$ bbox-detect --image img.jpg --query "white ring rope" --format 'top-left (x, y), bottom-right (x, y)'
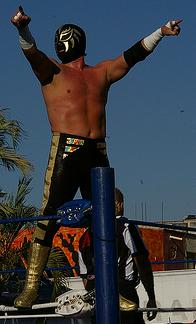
top-left (0, 304), bottom-right (196, 319)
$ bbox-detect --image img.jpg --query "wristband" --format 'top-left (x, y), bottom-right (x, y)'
top-left (123, 40), bottom-right (150, 67)
top-left (19, 26), bottom-right (35, 50)
top-left (143, 28), bottom-right (163, 51)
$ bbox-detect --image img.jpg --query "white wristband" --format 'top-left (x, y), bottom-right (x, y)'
top-left (19, 26), bottom-right (35, 50)
top-left (143, 27), bottom-right (163, 51)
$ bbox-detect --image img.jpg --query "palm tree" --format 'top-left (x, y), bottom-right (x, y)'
top-left (0, 177), bottom-right (69, 303)
top-left (0, 176), bottom-right (37, 235)
top-left (0, 108), bottom-right (35, 294)
top-left (0, 108), bottom-right (33, 174)
top-left (0, 109), bottom-right (69, 308)
top-left (0, 176), bottom-right (38, 295)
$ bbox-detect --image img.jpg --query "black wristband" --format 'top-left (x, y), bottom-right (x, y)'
top-left (123, 40), bottom-right (151, 67)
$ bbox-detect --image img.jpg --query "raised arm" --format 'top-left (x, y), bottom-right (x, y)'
top-left (107, 19), bottom-right (183, 84)
top-left (11, 6), bottom-right (60, 86)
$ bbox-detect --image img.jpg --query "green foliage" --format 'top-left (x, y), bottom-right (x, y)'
top-left (0, 176), bottom-right (37, 235)
top-left (0, 176), bottom-right (38, 293)
top-left (0, 108), bottom-right (33, 174)
top-left (47, 247), bottom-right (69, 299)
top-left (0, 108), bottom-right (70, 302)
top-left (0, 108), bottom-right (36, 295)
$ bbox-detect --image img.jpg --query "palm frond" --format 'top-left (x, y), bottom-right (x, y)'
top-left (0, 147), bottom-right (33, 174)
top-left (47, 247), bottom-right (69, 297)
top-left (0, 108), bottom-right (33, 174)
top-left (0, 174), bottom-right (38, 293)
top-left (0, 176), bottom-right (38, 245)
top-left (0, 108), bottom-right (24, 148)
top-left (14, 177), bottom-right (33, 206)
top-left (0, 189), bottom-right (6, 198)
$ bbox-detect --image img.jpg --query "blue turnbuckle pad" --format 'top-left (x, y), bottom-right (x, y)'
top-left (57, 199), bottom-right (92, 226)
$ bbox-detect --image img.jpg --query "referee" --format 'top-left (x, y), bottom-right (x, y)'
top-left (79, 188), bottom-right (157, 323)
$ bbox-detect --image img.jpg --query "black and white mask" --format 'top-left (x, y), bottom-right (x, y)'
top-left (55, 24), bottom-right (86, 63)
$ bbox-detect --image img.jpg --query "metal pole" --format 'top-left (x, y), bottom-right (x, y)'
top-left (91, 167), bottom-right (120, 324)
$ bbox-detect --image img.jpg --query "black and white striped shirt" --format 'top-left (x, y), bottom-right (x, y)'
top-left (79, 216), bottom-right (148, 286)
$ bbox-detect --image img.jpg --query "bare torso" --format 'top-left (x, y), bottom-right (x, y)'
top-left (23, 46), bottom-right (130, 138)
top-left (42, 59), bottom-right (110, 139)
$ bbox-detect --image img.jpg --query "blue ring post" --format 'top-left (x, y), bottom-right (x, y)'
top-left (91, 167), bottom-right (120, 324)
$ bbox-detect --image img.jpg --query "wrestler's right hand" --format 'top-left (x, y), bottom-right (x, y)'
top-left (11, 6), bottom-right (31, 29)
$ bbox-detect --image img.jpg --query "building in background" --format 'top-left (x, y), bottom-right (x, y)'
top-left (140, 215), bottom-right (196, 271)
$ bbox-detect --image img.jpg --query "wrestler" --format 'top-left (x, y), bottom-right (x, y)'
top-left (11, 5), bottom-right (182, 308)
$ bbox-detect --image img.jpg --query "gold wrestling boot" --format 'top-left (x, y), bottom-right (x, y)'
top-left (14, 242), bottom-right (50, 308)
top-left (119, 294), bottom-right (138, 311)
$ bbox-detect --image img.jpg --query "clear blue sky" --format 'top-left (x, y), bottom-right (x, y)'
top-left (0, 1), bottom-right (196, 222)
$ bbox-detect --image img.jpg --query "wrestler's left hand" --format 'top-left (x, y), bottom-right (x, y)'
top-left (161, 19), bottom-right (183, 36)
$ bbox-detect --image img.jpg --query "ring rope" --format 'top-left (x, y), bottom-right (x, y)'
top-left (0, 200), bottom-right (195, 319)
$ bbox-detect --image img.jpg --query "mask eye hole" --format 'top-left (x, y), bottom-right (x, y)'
top-left (60, 35), bottom-right (69, 41)
top-left (56, 42), bottom-right (64, 53)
